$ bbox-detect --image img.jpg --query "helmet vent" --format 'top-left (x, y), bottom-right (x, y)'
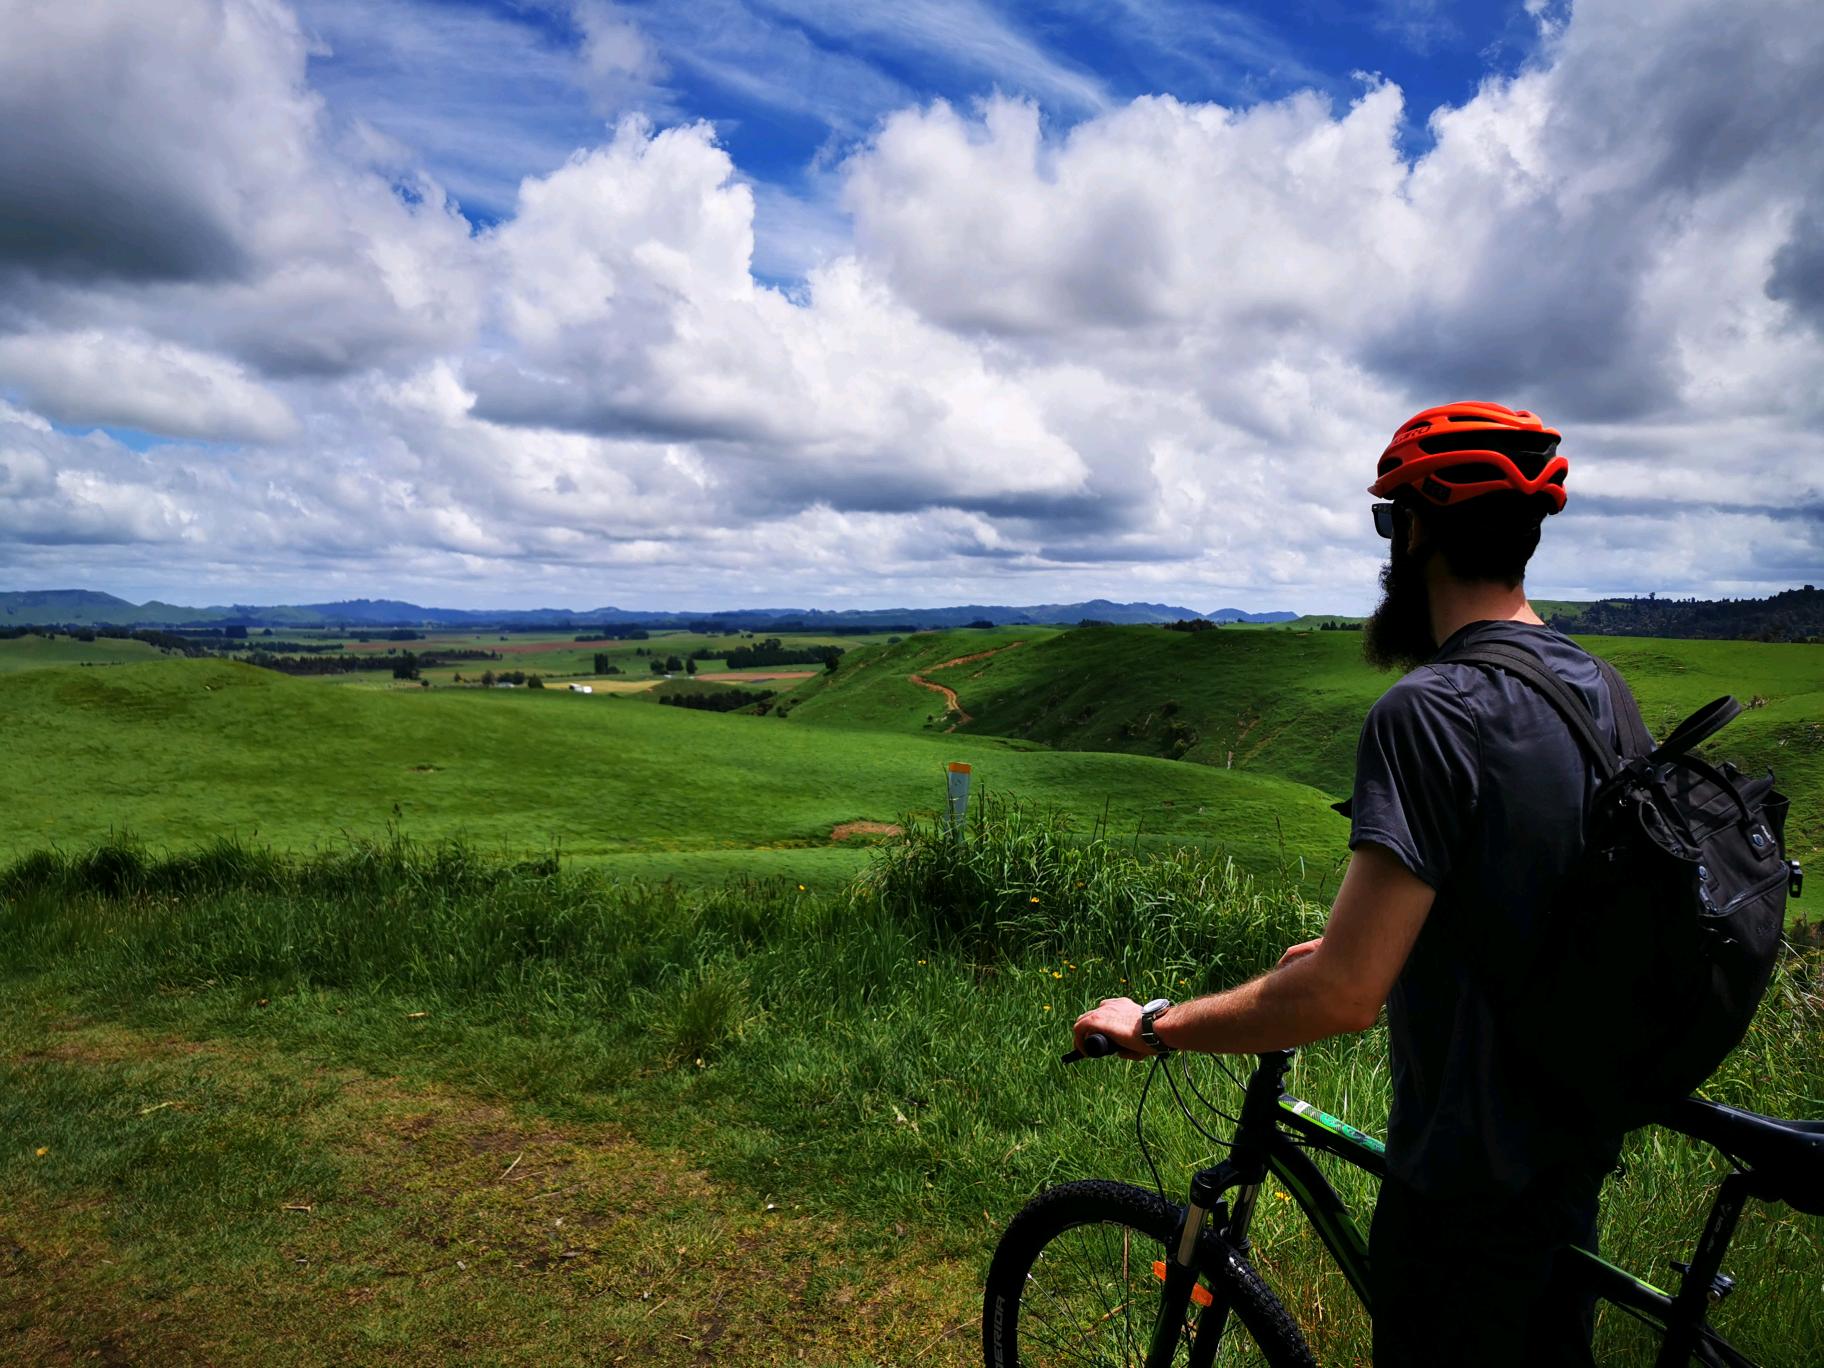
top-left (1435, 462), bottom-right (1505, 484)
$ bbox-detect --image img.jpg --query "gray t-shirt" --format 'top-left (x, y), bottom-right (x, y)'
top-left (1347, 619), bottom-right (1627, 1197)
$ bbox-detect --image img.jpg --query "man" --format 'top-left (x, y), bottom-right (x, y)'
top-left (1073, 402), bottom-right (1624, 1367)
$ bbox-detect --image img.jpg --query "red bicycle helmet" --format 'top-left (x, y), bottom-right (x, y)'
top-left (1371, 401), bottom-right (1568, 512)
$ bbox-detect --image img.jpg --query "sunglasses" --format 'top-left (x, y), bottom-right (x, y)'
top-left (1372, 501), bottom-right (1397, 540)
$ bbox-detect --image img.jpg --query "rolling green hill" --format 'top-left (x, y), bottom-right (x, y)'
top-left (0, 658), bottom-right (1347, 888)
top-left (0, 632), bottom-right (168, 673)
top-left (788, 625), bottom-right (1823, 868)
top-left (787, 626), bottom-right (1382, 792)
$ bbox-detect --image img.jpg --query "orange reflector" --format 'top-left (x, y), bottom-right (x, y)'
top-left (1150, 1261), bottom-right (1215, 1307)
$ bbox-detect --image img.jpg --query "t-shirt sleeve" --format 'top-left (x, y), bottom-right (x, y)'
top-left (1348, 667), bottom-right (1479, 889)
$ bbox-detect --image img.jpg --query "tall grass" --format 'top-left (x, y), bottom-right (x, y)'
top-left (2, 813), bottom-right (1820, 1365)
top-left (860, 794), bottom-right (1320, 980)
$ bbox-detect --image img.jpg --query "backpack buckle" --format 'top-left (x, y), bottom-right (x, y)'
top-left (1792, 861), bottom-right (1805, 899)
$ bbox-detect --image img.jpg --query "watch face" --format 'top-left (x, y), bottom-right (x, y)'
top-left (1142, 998), bottom-right (1171, 1014)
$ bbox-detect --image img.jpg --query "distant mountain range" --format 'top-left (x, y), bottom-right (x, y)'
top-left (0, 589), bottom-right (1300, 630)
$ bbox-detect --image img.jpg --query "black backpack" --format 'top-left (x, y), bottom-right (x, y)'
top-left (1433, 636), bottom-right (1799, 1134)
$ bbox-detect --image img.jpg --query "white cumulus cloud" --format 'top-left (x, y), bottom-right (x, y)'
top-left (0, 0), bottom-right (1817, 610)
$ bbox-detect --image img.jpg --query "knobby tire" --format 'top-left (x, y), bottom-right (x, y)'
top-left (983, 1179), bottom-right (1316, 1368)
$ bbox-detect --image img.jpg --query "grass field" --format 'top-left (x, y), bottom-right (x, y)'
top-left (0, 657), bottom-right (1347, 889)
top-left (2, 820), bottom-right (1817, 1365)
top-left (0, 633), bottom-right (166, 673)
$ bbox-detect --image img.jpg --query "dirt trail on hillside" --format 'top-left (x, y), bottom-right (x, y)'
top-left (908, 673), bottom-right (969, 724)
top-left (907, 641), bottom-right (1023, 728)
top-left (925, 642), bottom-right (1023, 673)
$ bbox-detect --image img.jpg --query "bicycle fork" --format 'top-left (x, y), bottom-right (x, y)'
top-left (1146, 1165), bottom-right (1258, 1368)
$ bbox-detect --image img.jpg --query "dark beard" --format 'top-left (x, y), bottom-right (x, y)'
top-left (1362, 537), bottom-right (1436, 673)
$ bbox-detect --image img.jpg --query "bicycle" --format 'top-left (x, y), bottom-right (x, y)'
top-left (982, 1038), bottom-right (1824, 1366)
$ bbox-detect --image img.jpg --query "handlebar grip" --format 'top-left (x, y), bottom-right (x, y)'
top-left (1062, 1032), bottom-right (1115, 1064)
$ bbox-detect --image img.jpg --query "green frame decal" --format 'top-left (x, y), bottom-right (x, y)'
top-left (1567, 1247), bottom-right (1671, 1302)
top-left (1279, 1096), bottom-right (1387, 1156)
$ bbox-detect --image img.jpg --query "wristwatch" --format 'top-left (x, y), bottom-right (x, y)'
top-left (1139, 998), bottom-right (1174, 1056)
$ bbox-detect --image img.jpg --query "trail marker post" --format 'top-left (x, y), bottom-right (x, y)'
top-left (945, 762), bottom-right (972, 844)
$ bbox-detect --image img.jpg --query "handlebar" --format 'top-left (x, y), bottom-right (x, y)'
top-left (1062, 1032), bottom-right (1115, 1064)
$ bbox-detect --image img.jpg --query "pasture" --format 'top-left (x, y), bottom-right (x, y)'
top-left (785, 626), bottom-right (1824, 868)
top-left (0, 632), bottom-right (165, 673)
top-left (1, 622), bottom-right (1818, 1364)
top-left (0, 656), bottom-right (1346, 889)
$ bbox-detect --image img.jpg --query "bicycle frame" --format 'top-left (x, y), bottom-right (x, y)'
top-left (1154, 1050), bottom-right (1760, 1368)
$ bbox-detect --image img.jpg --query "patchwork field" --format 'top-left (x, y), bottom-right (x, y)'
top-left (263, 628), bottom-right (868, 687)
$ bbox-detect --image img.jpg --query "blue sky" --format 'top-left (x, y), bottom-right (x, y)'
top-left (301, 0), bottom-right (1559, 259)
top-left (0, 0), bottom-right (1817, 611)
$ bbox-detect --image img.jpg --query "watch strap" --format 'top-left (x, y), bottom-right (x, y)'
top-left (1139, 1000), bottom-right (1173, 1055)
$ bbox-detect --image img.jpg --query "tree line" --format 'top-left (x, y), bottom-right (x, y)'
top-left (658, 688), bottom-right (775, 713)
top-left (692, 638), bottom-right (843, 669)
top-left (1547, 587), bottom-right (1823, 643)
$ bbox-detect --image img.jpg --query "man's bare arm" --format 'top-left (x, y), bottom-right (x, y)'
top-left (1071, 843), bottom-right (1436, 1058)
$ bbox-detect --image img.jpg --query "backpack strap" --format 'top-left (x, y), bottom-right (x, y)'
top-left (1432, 639), bottom-right (1622, 780)
top-left (1650, 696), bottom-right (1741, 762)
top-left (1589, 655), bottom-right (1656, 759)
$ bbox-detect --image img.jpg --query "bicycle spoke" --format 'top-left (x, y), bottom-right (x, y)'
top-left (1014, 1218), bottom-right (1236, 1367)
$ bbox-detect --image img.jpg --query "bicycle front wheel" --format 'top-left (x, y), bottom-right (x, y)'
top-left (983, 1179), bottom-right (1315, 1368)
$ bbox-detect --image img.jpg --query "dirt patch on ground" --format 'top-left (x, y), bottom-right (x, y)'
top-left (13, 1023), bottom-right (220, 1068)
top-left (829, 821), bottom-right (903, 843)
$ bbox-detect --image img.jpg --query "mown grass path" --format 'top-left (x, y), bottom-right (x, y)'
top-left (2, 1008), bottom-right (979, 1366)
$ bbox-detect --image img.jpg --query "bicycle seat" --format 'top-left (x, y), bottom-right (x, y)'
top-left (1659, 1096), bottom-right (1824, 1216)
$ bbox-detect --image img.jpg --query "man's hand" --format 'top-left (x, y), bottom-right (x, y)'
top-left (1072, 997), bottom-right (1153, 1061)
top-left (1276, 938), bottom-right (1323, 969)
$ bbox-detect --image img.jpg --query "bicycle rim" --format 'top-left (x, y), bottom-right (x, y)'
top-left (1007, 1216), bottom-right (1284, 1366)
